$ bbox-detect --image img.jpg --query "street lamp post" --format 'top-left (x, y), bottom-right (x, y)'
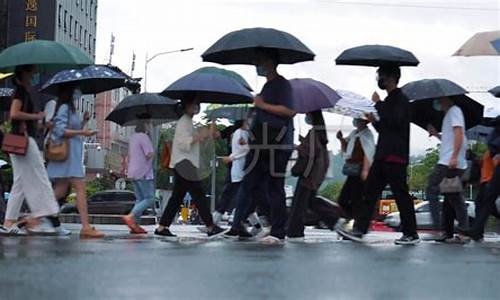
top-left (144, 47), bottom-right (194, 92)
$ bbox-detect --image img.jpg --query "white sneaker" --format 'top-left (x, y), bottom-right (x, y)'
top-left (260, 235), bottom-right (284, 245)
top-left (28, 218), bottom-right (57, 236)
top-left (55, 226), bottom-right (72, 236)
top-left (212, 211), bottom-right (223, 225)
top-left (0, 225), bottom-right (28, 236)
top-left (247, 212), bottom-right (261, 227)
top-left (250, 226), bottom-right (262, 236)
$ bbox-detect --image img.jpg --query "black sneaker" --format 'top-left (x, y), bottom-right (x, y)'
top-left (238, 228), bottom-right (254, 240)
top-left (394, 234), bottom-right (420, 245)
top-left (224, 228), bottom-right (240, 239)
top-left (336, 226), bottom-right (364, 243)
top-left (154, 228), bottom-right (177, 240)
top-left (435, 233), bottom-right (453, 242)
top-left (207, 225), bottom-right (226, 238)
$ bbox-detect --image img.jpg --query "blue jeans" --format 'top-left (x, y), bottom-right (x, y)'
top-left (131, 179), bottom-right (155, 223)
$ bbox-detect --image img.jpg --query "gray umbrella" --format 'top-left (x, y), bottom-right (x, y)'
top-left (205, 106), bottom-right (253, 121)
top-left (335, 45), bottom-right (419, 67)
top-left (106, 93), bottom-right (180, 126)
top-left (402, 79), bottom-right (484, 130)
top-left (488, 86), bottom-right (500, 98)
top-left (467, 125), bottom-right (493, 143)
top-left (202, 27), bottom-right (315, 65)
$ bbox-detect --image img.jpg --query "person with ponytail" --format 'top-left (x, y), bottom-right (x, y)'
top-left (0, 65), bottom-right (60, 235)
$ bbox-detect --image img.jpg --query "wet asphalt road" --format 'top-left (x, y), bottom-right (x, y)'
top-left (1, 225), bottom-right (500, 300)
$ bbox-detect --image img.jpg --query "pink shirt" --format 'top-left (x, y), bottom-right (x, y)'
top-left (127, 133), bottom-right (154, 180)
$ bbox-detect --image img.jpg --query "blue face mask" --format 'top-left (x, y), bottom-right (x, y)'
top-left (432, 100), bottom-right (442, 111)
top-left (305, 115), bottom-right (313, 125)
top-left (256, 65), bottom-right (268, 77)
top-left (30, 73), bottom-right (40, 86)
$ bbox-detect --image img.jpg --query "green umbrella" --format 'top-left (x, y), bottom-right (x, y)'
top-left (0, 40), bottom-right (93, 73)
top-left (194, 67), bottom-right (253, 91)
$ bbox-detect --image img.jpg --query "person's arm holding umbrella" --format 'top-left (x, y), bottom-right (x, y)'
top-left (253, 95), bottom-right (296, 118)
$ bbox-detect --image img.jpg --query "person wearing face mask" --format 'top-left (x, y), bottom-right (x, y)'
top-left (426, 96), bottom-right (469, 243)
top-left (336, 118), bottom-right (375, 221)
top-left (0, 65), bottom-right (60, 236)
top-left (337, 65), bottom-right (419, 245)
top-left (224, 50), bottom-right (296, 245)
top-left (45, 83), bottom-right (103, 238)
top-left (155, 97), bottom-right (225, 239)
top-left (287, 111), bottom-right (337, 239)
top-left (122, 120), bottom-right (156, 234)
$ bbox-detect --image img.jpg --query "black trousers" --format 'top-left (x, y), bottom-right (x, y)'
top-left (354, 160), bottom-right (417, 236)
top-left (159, 169), bottom-right (214, 227)
top-left (216, 181), bottom-right (240, 214)
top-left (232, 149), bottom-right (291, 239)
top-left (337, 175), bottom-right (364, 220)
top-left (471, 165), bottom-right (500, 237)
top-left (287, 181), bottom-right (339, 237)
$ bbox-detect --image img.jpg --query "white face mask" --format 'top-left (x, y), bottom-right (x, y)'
top-left (73, 88), bottom-right (82, 100)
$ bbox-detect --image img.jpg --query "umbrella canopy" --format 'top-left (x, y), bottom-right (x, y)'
top-left (325, 89), bottom-right (377, 119)
top-left (106, 93), bottom-right (180, 126)
top-left (202, 27), bottom-right (315, 65)
top-left (160, 71), bottom-right (253, 104)
top-left (194, 67), bottom-right (252, 91)
top-left (488, 86), bottom-right (500, 98)
top-left (40, 65), bottom-right (127, 95)
top-left (454, 30), bottom-right (500, 56)
top-left (467, 125), bottom-right (493, 144)
top-left (0, 40), bottom-right (92, 73)
top-left (289, 78), bottom-right (340, 113)
top-left (335, 45), bottom-right (419, 67)
top-left (0, 88), bottom-right (14, 111)
top-left (205, 106), bottom-right (253, 121)
top-left (402, 79), bottom-right (484, 130)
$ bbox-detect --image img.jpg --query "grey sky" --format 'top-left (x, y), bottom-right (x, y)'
top-left (95, 0), bottom-right (500, 154)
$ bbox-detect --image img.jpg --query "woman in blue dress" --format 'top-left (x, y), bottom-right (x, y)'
top-left (47, 84), bottom-right (104, 238)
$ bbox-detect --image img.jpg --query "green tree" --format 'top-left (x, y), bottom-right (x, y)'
top-left (319, 181), bottom-right (343, 201)
top-left (408, 147), bottom-right (439, 193)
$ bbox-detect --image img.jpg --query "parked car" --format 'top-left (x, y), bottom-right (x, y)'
top-left (60, 190), bottom-right (156, 215)
top-left (384, 200), bottom-right (476, 230)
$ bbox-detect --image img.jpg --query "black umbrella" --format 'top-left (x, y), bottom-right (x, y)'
top-left (205, 106), bottom-right (253, 121)
top-left (40, 65), bottom-right (127, 95)
top-left (488, 86), bottom-right (500, 98)
top-left (335, 45), bottom-right (419, 67)
top-left (161, 70), bottom-right (253, 104)
top-left (106, 93), bottom-right (180, 126)
top-left (402, 79), bottom-right (484, 131)
top-left (202, 27), bottom-right (315, 65)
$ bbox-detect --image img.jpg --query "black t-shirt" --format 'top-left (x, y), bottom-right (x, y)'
top-left (11, 87), bottom-right (36, 137)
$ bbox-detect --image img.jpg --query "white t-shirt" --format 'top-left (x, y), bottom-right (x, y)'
top-left (438, 105), bottom-right (468, 169)
top-left (229, 128), bottom-right (250, 183)
top-left (169, 114), bottom-right (200, 169)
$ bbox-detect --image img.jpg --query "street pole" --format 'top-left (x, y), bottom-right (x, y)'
top-left (143, 47), bottom-right (193, 92)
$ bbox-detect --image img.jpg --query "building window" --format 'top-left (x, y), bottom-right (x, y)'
top-left (84, 30), bottom-right (87, 50)
top-left (64, 10), bottom-right (67, 32)
top-left (58, 4), bottom-right (62, 27)
top-left (79, 26), bottom-right (83, 45)
top-left (90, 0), bottom-right (94, 19)
top-left (74, 20), bottom-right (78, 40)
top-left (88, 34), bottom-right (92, 52)
top-left (69, 16), bottom-right (73, 37)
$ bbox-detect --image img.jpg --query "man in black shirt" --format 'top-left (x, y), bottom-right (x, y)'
top-left (337, 66), bottom-right (419, 245)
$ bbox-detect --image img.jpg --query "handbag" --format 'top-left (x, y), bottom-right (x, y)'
top-left (2, 121), bottom-right (28, 156)
top-left (44, 106), bottom-right (70, 162)
top-left (342, 162), bottom-right (362, 177)
top-left (439, 176), bottom-right (463, 194)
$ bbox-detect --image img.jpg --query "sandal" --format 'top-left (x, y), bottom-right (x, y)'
top-left (80, 227), bottom-right (105, 239)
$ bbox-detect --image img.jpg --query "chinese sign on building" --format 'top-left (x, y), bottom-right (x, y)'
top-left (24, 0), bottom-right (38, 42)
